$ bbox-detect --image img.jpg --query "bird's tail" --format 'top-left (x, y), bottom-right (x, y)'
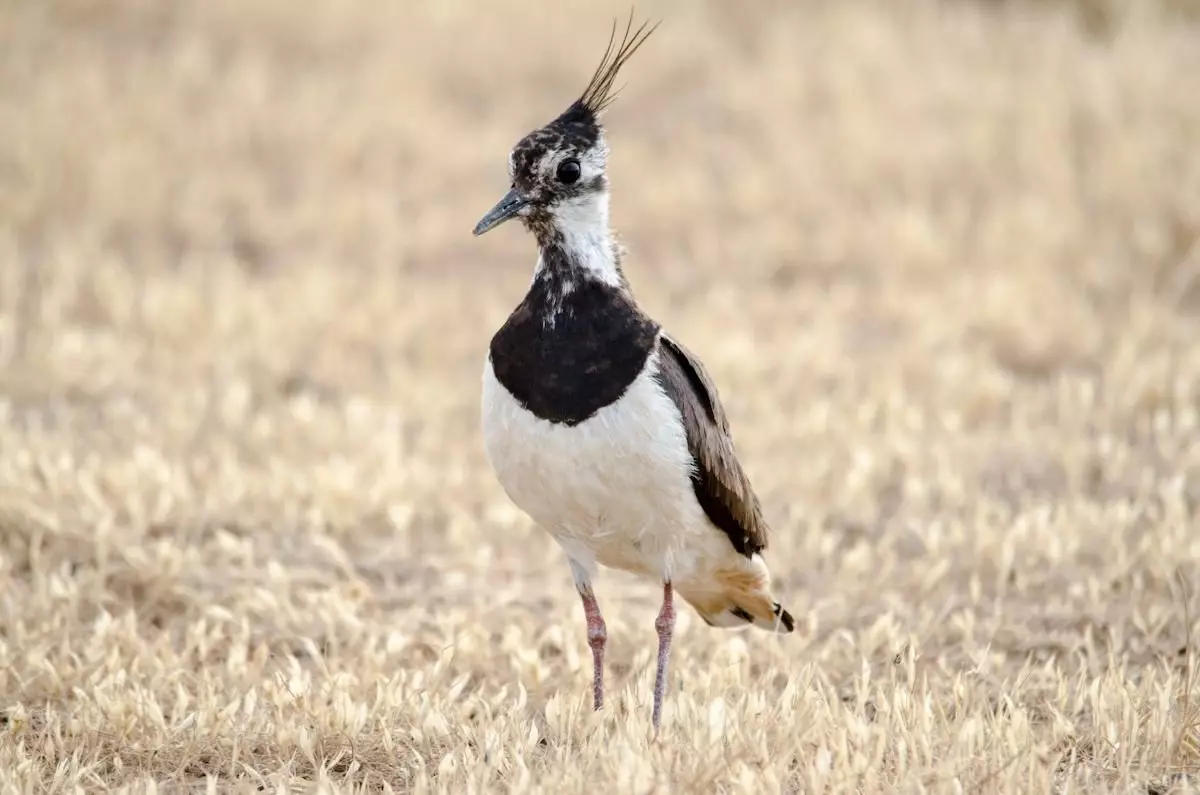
top-left (677, 555), bottom-right (795, 634)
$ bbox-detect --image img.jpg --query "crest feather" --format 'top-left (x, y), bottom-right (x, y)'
top-left (578, 12), bottom-right (660, 115)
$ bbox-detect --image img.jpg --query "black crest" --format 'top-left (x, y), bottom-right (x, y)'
top-left (513, 14), bottom-right (660, 170)
top-left (577, 13), bottom-right (660, 117)
top-left (554, 13), bottom-right (659, 134)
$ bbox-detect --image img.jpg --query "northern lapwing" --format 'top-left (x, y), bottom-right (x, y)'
top-left (472, 15), bottom-right (794, 732)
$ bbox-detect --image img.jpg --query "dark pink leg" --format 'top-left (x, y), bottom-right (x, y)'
top-left (652, 581), bottom-right (675, 732)
top-left (579, 587), bottom-right (607, 710)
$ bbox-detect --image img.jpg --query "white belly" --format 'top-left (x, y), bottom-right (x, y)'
top-left (481, 349), bottom-right (713, 580)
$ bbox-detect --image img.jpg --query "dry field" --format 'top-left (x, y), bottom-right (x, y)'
top-left (2, 0), bottom-right (1200, 791)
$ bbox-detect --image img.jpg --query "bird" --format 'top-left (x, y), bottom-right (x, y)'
top-left (471, 14), bottom-right (794, 732)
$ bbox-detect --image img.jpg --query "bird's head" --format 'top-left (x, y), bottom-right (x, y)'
top-left (472, 16), bottom-right (658, 243)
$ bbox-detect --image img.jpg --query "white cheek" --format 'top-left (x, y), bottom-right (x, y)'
top-left (552, 193), bottom-right (618, 287)
top-left (579, 149), bottom-right (606, 181)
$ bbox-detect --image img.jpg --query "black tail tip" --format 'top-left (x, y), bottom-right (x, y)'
top-left (774, 603), bottom-right (796, 633)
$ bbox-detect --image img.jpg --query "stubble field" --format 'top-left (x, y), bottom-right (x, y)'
top-left (2, 0), bottom-right (1200, 791)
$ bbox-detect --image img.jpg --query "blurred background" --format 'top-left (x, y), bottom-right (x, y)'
top-left (3, 0), bottom-right (1200, 646)
top-left (1, 0), bottom-right (1199, 785)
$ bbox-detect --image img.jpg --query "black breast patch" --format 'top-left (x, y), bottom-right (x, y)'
top-left (489, 274), bottom-right (660, 426)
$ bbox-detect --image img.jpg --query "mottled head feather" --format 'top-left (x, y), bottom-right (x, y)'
top-left (501, 14), bottom-right (658, 240)
top-left (477, 12), bottom-right (658, 272)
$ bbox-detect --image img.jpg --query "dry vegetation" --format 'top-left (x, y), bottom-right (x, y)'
top-left (2, 0), bottom-right (1200, 791)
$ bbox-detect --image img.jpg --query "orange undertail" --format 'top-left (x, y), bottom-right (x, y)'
top-left (677, 563), bottom-right (795, 634)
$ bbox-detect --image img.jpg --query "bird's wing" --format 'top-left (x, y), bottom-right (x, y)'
top-left (654, 333), bottom-right (769, 557)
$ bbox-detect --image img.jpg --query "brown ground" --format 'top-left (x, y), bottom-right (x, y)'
top-left (2, 0), bottom-right (1200, 791)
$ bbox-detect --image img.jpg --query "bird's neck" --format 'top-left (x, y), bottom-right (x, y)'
top-left (532, 191), bottom-right (625, 290)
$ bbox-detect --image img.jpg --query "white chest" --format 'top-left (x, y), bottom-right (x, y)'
top-left (480, 351), bottom-right (704, 578)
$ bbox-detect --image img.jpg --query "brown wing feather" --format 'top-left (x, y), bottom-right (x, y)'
top-left (654, 334), bottom-right (769, 558)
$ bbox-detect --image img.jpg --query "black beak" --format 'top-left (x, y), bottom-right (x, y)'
top-left (472, 187), bottom-right (527, 236)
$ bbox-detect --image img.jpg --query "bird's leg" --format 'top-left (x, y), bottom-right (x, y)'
top-left (578, 585), bottom-right (607, 711)
top-left (651, 580), bottom-right (675, 732)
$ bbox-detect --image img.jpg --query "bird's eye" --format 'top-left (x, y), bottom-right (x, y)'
top-left (556, 159), bottom-right (582, 184)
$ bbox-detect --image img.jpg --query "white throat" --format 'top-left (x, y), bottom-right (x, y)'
top-left (534, 190), bottom-right (621, 288)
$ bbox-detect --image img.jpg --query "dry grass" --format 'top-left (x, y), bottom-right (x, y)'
top-left (2, 0), bottom-right (1200, 791)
